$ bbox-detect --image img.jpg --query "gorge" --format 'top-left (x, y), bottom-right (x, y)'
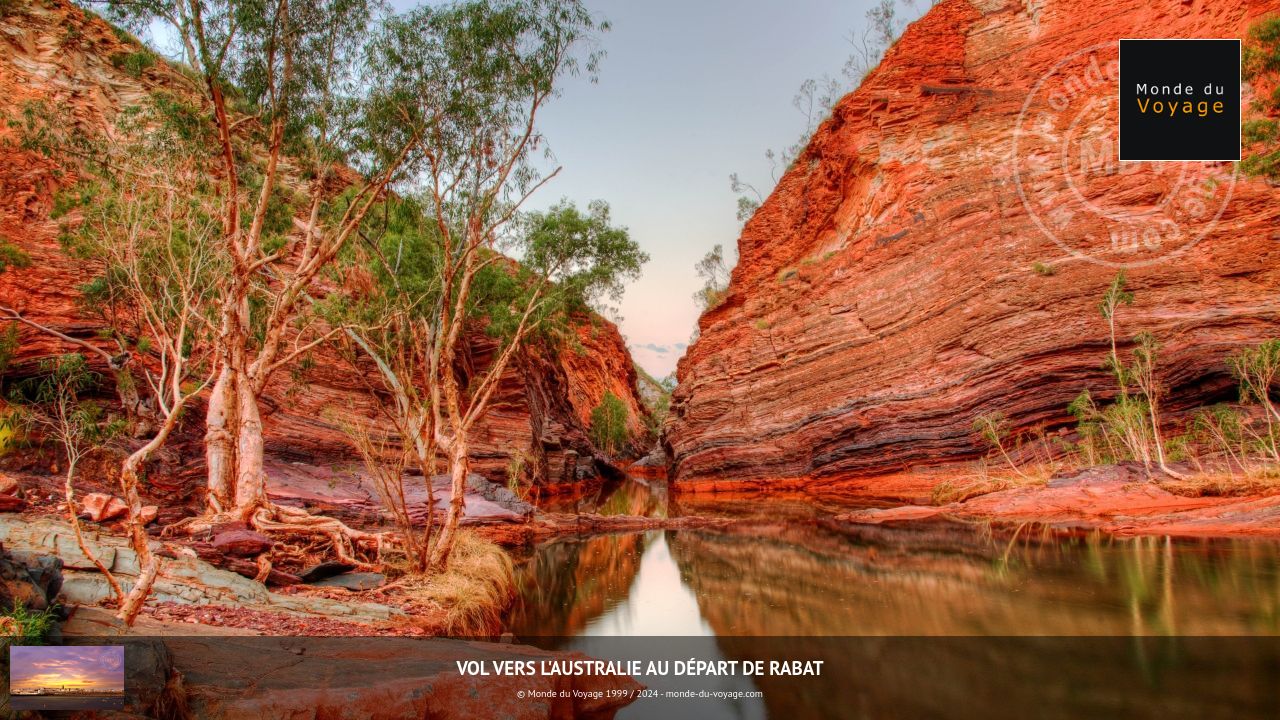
top-left (0, 0), bottom-right (1277, 716)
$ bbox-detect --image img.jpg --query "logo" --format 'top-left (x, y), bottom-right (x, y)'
top-left (1013, 43), bottom-right (1238, 268)
top-left (1119, 39), bottom-right (1241, 161)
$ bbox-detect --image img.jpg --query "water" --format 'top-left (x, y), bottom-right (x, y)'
top-left (9, 695), bottom-right (125, 711)
top-left (510, 478), bottom-right (1280, 637)
top-left (506, 478), bottom-right (1280, 718)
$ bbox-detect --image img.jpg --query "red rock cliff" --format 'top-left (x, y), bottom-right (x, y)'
top-left (0, 0), bottom-right (648, 489)
top-left (667, 0), bottom-right (1280, 487)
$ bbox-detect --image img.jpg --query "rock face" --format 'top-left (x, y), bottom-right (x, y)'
top-left (0, 1), bottom-right (648, 493)
top-left (668, 0), bottom-right (1280, 487)
top-left (0, 543), bottom-right (62, 613)
top-left (0, 516), bottom-right (402, 622)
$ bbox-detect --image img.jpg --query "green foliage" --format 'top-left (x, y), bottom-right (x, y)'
top-left (7, 354), bottom-right (126, 458)
top-left (1031, 261), bottom-right (1056, 277)
top-left (0, 323), bottom-right (17, 377)
top-left (1098, 271), bottom-right (1134, 322)
top-left (693, 243), bottom-right (731, 311)
top-left (1191, 404), bottom-right (1248, 461)
top-left (1243, 16), bottom-right (1280, 180)
top-left (1228, 339), bottom-right (1280, 405)
top-left (109, 49), bottom-right (156, 78)
top-left (519, 200), bottom-right (646, 322)
top-left (973, 411), bottom-right (1011, 448)
top-left (0, 238), bottom-right (30, 273)
top-left (0, 601), bottom-right (59, 647)
top-left (590, 391), bottom-right (629, 456)
top-left (10, 354), bottom-right (98, 406)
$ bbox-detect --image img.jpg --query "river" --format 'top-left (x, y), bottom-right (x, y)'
top-left (505, 476), bottom-right (1280, 719)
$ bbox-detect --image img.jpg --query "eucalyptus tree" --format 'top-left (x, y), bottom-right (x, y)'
top-left (97, 0), bottom-right (430, 541)
top-left (347, 197), bottom-right (644, 571)
top-left (64, 112), bottom-right (227, 623)
top-left (333, 0), bottom-right (635, 569)
top-left (11, 355), bottom-right (126, 604)
top-left (10, 94), bottom-right (228, 623)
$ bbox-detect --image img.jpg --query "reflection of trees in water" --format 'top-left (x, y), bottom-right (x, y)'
top-left (667, 526), bottom-right (1280, 719)
top-left (538, 476), bottom-right (667, 518)
top-left (666, 525), bottom-right (1280, 636)
top-left (507, 532), bottom-right (651, 638)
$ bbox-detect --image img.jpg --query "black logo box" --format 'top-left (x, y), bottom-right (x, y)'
top-left (1119, 38), bottom-right (1241, 162)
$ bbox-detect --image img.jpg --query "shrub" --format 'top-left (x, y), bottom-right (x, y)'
top-left (0, 601), bottom-right (59, 647)
top-left (109, 50), bottom-right (155, 79)
top-left (1031, 261), bottom-right (1056, 276)
top-left (973, 411), bottom-right (1027, 478)
top-left (590, 391), bottom-right (629, 455)
top-left (0, 239), bottom-right (31, 273)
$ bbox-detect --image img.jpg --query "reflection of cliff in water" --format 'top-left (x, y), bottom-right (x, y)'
top-left (666, 525), bottom-right (1280, 720)
top-left (538, 475), bottom-right (667, 517)
top-left (666, 523), bottom-right (1280, 636)
top-left (507, 532), bottom-right (649, 638)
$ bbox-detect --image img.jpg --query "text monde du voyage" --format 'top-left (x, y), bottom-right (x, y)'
top-left (455, 659), bottom-right (824, 677)
top-left (1133, 82), bottom-right (1230, 117)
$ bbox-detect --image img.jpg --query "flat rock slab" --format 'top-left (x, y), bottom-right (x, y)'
top-left (265, 459), bottom-right (533, 525)
top-left (310, 572), bottom-right (385, 591)
top-left (0, 516), bottom-right (403, 624)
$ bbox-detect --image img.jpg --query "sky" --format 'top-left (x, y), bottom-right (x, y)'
top-left (9, 646), bottom-right (125, 692)
top-left (143, 0), bottom-right (895, 379)
top-left (393, 0), bottom-right (891, 377)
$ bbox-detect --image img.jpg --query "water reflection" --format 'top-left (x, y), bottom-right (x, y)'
top-left (508, 479), bottom-right (1280, 718)
top-left (512, 480), bottom-right (1280, 637)
top-left (537, 475), bottom-right (668, 517)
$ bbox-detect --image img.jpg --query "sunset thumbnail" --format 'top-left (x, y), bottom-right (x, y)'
top-left (9, 646), bottom-right (124, 711)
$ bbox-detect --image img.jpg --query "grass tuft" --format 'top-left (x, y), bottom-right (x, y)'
top-left (389, 531), bottom-right (514, 636)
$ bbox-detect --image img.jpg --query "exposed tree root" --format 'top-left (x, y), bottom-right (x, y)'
top-left (166, 502), bottom-right (390, 571)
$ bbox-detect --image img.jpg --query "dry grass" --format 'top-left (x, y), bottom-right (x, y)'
top-left (931, 462), bottom-right (1057, 505)
top-left (1158, 465), bottom-right (1280, 498)
top-left (387, 531), bottom-right (515, 636)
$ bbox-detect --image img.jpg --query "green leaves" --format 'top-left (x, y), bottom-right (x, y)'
top-left (522, 199), bottom-right (646, 311)
top-left (1243, 16), bottom-right (1280, 180)
top-left (1098, 271), bottom-right (1133, 321)
top-left (590, 390), bottom-right (629, 455)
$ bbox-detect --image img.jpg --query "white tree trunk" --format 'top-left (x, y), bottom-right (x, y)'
top-left (430, 438), bottom-right (469, 571)
top-left (233, 376), bottom-right (267, 519)
top-left (204, 368), bottom-right (236, 512)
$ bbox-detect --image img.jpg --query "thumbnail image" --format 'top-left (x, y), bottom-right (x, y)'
top-left (8, 645), bottom-right (125, 711)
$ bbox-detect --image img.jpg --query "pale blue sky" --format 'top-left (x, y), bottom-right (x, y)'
top-left (145, 0), bottom-right (896, 377)
top-left (502, 0), bottom-right (890, 377)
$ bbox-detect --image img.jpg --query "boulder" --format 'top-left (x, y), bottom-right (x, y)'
top-left (135, 505), bottom-right (159, 525)
top-left (81, 492), bottom-right (129, 522)
top-left (210, 529), bottom-right (273, 557)
top-left (0, 474), bottom-right (19, 495)
top-left (0, 494), bottom-right (25, 512)
top-left (464, 473), bottom-right (535, 518)
top-left (0, 544), bottom-right (62, 612)
top-left (299, 561), bottom-right (356, 583)
top-left (310, 572), bottom-right (386, 591)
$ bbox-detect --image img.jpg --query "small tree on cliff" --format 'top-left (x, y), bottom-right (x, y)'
top-left (344, 195), bottom-right (644, 571)
top-left (12, 101), bottom-right (225, 623)
top-left (590, 391), bottom-right (630, 456)
top-left (1242, 16), bottom-right (1280, 179)
top-left (1070, 273), bottom-right (1183, 479)
top-left (11, 355), bottom-right (126, 604)
top-left (692, 244), bottom-right (731, 311)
